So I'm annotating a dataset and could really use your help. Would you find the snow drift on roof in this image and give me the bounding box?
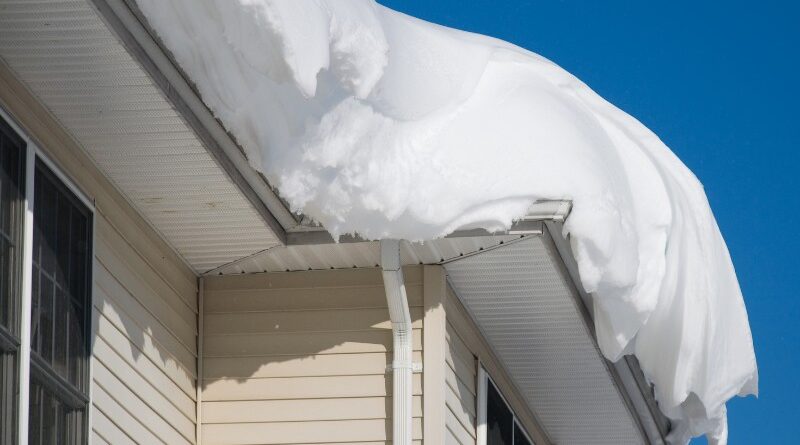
[134,0,757,442]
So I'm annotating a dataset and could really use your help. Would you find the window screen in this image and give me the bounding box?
[1,115,27,445]
[29,159,91,445]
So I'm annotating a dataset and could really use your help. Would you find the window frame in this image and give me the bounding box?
[477,365,536,445]
[0,106,95,445]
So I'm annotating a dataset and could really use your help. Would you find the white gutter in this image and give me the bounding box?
[380,239,420,445]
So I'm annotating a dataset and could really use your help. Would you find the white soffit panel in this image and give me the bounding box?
[0,0,279,272]
[207,235,521,275]
[445,236,644,445]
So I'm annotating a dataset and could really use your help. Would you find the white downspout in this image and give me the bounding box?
[381,239,420,445]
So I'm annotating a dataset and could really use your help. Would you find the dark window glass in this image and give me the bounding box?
[1,115,27,445]
[1,352,18,445]
[29,160,91,445]
[28,380,85,445]
[487,380,513,445]
[514,422,533,445]
[0,117,25,334]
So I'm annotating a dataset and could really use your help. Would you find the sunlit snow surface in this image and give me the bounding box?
[135,1,757,442]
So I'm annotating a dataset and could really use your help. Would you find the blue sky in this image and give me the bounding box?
[379,1,799,442]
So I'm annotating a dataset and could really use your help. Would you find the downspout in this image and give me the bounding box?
[380,239,420,445]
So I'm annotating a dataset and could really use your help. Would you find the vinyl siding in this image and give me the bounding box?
[201,267,424,445]
[92,216,198,445]
[0,62,199,444]
[445,317,478,444]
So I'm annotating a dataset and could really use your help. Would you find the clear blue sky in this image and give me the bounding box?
[379,1,799,442]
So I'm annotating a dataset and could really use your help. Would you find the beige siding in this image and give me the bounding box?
[202,267,424,445]
[445,319,478,444]
[92,217,197,445]
[0,62,199,444]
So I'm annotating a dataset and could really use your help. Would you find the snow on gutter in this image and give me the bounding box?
[129,1,757,443]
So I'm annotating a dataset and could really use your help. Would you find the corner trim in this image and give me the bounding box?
[422,266,447,444]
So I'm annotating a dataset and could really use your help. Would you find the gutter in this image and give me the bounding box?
[380,239,422,445]
[287,200,571,245]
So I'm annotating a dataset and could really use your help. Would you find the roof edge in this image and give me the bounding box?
[286,200,569,245]
[543,220,672,444]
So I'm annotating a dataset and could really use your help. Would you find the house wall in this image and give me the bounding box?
[0,61,199,444]
[201,266,425,445]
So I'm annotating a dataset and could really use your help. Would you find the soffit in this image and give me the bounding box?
[445,235,645,445]
[0,0,280,273]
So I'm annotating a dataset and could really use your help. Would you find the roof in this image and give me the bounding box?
[0,1,671,443]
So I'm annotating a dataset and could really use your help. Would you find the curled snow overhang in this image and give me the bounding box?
[99,0,755,443]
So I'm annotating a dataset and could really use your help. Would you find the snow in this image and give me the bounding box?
[134,0,757,442]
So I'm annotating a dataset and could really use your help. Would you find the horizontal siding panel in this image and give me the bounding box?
[97,217,197,313]
[95,274,196,371]
[447,322,477,372]
[96,234,197,339]
[204,351,423,379]
[93,309,195,395]
[91,431,110,445]
[446,428,464,445]
[205,285,422,312]
[446,408,476,445]
[202,418,423,444]
[95,259,196,355]
[93,335,195,418]
[445,348,477,395]
[91,384,165,445]
[91,406,136,445]
[205,307,422,335]
[203,396,423,423]
[94,214,196,311]
[446,385,476,438]
[93,301,195,378]
[202,374,422,402]
[92,358,195,443]
[204,329,422,357]
[95,339,195,424]
[446,362,476,400]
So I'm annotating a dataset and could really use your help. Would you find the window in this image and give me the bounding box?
[0,112,92,445]
[478,367,535,445]
[1,114,26,445]
[28,160,92,444]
